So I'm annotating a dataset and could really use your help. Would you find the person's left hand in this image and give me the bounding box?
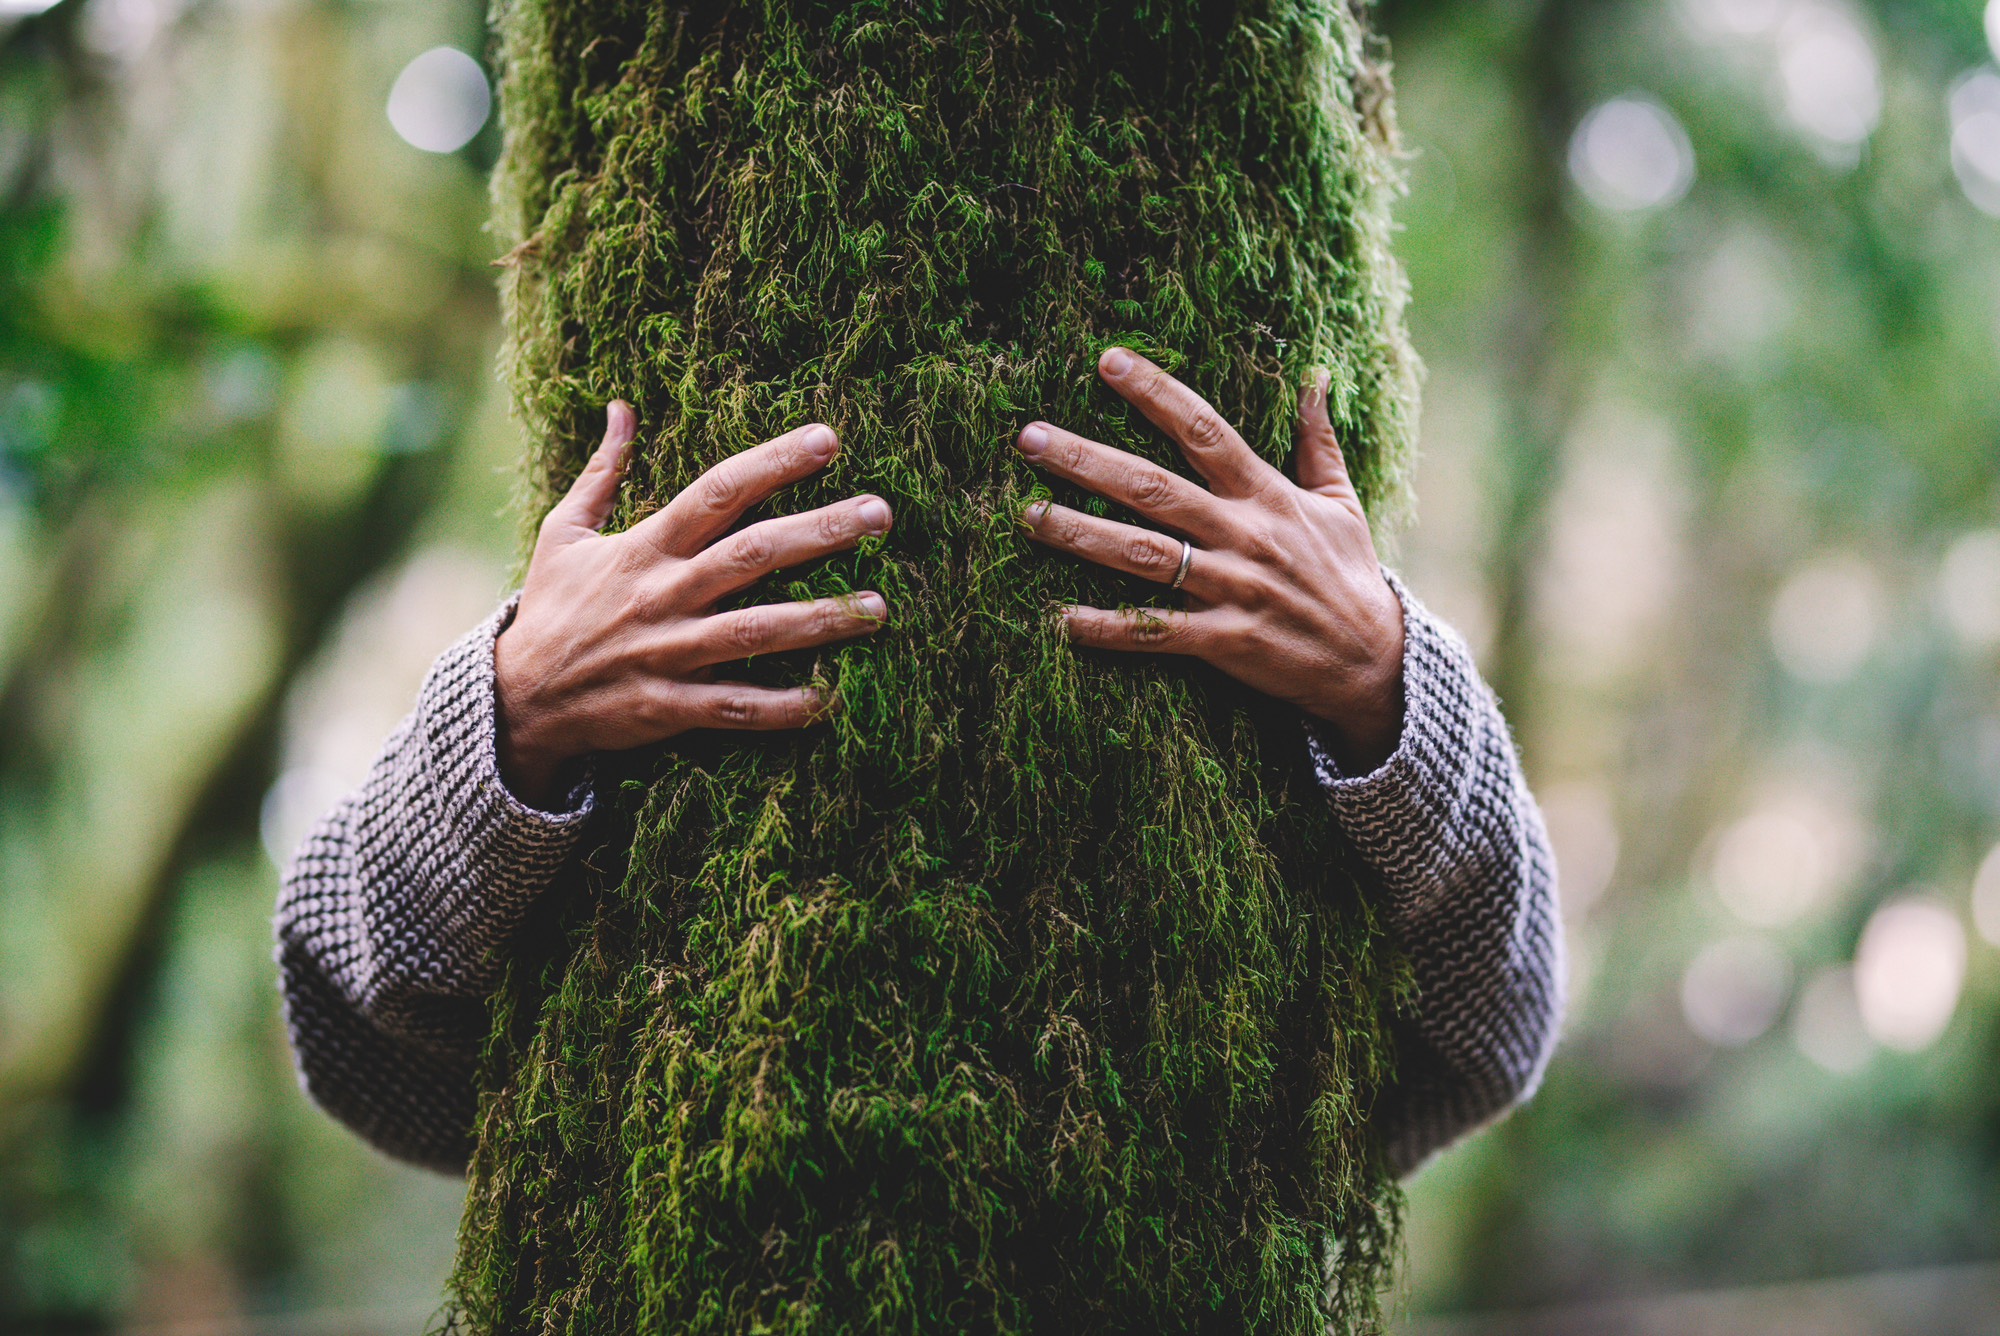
[1016,346,1407,773]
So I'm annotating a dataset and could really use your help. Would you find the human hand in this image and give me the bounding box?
[1017,348,1406,773]
[494,403,892,807]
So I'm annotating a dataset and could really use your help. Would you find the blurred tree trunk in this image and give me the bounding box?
[454,2,1421,1329]
[1476,0,1588,718]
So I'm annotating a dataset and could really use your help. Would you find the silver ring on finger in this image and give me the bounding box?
[1169,539,1194,591]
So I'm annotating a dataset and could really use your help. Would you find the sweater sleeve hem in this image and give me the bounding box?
[278,596,595,1025]
[386,597,593,977]
[1304,570,1485,916]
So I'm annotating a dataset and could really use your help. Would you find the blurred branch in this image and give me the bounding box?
[68,448,453,1117]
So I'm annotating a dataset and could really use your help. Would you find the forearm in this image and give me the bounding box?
[1310,574,1564,1175]
[274,600,594,1169]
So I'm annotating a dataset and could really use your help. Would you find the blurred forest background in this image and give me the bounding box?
[5,0,2000,1330]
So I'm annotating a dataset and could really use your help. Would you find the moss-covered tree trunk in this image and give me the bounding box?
[452,0,1419,1329]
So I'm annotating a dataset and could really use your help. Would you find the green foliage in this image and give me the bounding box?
[451,0,1419,1330]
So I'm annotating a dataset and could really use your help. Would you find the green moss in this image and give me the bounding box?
[451,0,1419,1329]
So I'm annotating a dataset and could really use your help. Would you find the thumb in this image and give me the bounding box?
[543,400,637,541]
[1293,370,1351,498]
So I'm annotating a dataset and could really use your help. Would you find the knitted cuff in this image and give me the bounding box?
[391,596,594,966]
[1304,571,1488,917]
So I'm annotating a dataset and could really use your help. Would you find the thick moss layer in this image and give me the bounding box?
[452,0,1419,1329]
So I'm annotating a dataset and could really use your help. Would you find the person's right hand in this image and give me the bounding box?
[493,402,892,807]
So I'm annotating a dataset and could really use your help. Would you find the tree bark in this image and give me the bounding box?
[454,1,1419,1329]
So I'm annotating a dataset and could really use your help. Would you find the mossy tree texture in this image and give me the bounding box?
[451,0,1420,1329]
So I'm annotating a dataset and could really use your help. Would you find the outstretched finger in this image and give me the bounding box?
[1294,369,1353,499]
[631,422,840,558]
[1098,347,1284,499]
[1016,422,1234,544]
[1061,604,1213,657]
[670,495,892,608]
[675,682,833,732]
[1021,501,1237,600]
[543,401,637,542]
[670,593,889,669]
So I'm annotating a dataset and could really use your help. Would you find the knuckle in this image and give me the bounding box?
[1064,612,1103,644]
[714,692,761,726]
[1245,525,1290,568]
[638,686,676,728]
[816,506,848,545]
[1236,567,1280,611]
[727,608,770,652]
[1126,533,1170,572]
[1128,469,1174,510]
[646,680,696,728]
[649,561,693,613]
[1129,614,1176,645]
[1185,408,1228,451]
[699,465,745,514]
[731,529,776,573]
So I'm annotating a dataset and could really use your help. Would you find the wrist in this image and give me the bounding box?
[1321,681,1403,776]
[1304,583,1406,774]
[494,628,573,808]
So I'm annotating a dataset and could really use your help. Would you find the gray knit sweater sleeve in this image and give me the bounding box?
[276,580,1561,1178]
[274,601,593,1172]
[1306,573,1564,1176]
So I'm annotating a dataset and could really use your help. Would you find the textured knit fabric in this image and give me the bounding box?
[275,577,1562,1178]
[274,600,594,1172]
[1307,573,1564,1174]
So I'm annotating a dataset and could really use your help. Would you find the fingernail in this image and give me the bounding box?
[806,424,838,460]
[1101,347,1133,377]
[1018,422,1050,458]
[1022,499,1051,525]
[857,497,892,532]
[856,591,887,619]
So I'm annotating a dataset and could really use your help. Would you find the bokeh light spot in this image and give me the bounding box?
[80,0,177,58]
[1769,551,1882,683]
[387,47,492,155]
[1775,4,1880,154]
[1706,771,1868,928]
[1533,404,1687,684]
[1542,781,1620,915]
[1937,529,2000,647]
[1568,97,1695,213]
[1682,936,1791,1048]
[1854,898,1966,1052]
[1713,807,1832,925]
[1971,843,2000,946]
[1682,0,1787,39]
[1951,70,2000,217]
